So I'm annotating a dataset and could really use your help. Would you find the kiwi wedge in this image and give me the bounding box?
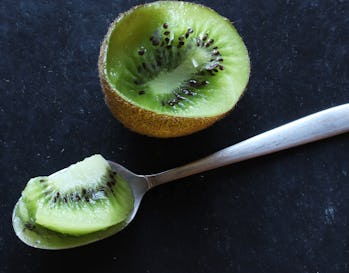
[13,154,134,246]
[99,1,250,138]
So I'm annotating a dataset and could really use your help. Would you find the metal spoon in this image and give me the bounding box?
[13,104,349,249]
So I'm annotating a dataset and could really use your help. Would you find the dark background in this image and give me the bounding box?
[1,0,348,272]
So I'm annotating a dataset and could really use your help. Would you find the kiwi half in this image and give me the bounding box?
[99,1,250,138]
[13,154,134,241]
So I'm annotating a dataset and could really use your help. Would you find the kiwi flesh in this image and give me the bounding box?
[14,154,134,238]
[13,197,128,249]
[99,1,250,138]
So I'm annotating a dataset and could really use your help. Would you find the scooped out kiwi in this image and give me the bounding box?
[99,1,250,138]
[13,154,134,245]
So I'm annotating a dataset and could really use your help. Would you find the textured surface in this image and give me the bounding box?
[0,0,348,272]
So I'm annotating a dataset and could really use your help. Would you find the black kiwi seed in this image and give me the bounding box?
[219,65,224,70]
[202,33,208,41]
[175,93,185,100]
[75,194,81,201]
[152,39,160,46]
[164,37,170,43]
[185,28,193,38]
[168,99,176,106]
[69,193,75,201]
[179,41,185,46]
[39,178,46,183]
[163,23,168,29]
[24,222,35,231]
[181,89,195,96]
[164,31,170,35]
[97,187,106,195]
[212,50,220,56]
[53,192,60,203]
[138,48,145,56]
[63,197,67,203]
[85,196,90,202]
[138,90,145,95]
[189,79,198,87]
[82,188,87,195]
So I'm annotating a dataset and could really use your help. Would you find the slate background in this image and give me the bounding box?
[0,0,348,272]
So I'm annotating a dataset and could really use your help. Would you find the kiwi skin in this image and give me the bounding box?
[98,2,249,138]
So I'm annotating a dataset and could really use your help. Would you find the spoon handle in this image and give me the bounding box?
[146,103,349,188]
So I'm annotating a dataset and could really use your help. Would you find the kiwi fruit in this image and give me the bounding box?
[98,1,250,138]
[13,154,134,239]
[13,197,129,249]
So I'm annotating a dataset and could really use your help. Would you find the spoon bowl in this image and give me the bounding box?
[13,104,349,249]
[12,161,149,250]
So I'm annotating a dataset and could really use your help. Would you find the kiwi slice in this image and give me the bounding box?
[13,197,129,249]
[14,154,134,237]
[99,1,250,138]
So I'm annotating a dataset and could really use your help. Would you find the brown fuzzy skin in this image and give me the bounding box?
[98,2,235,138]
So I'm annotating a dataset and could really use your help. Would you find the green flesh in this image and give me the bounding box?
[17,155,134,236]
[13,198,128,249]
[104,1,250,117]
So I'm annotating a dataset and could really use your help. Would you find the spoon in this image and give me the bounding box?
[13,103,349,249]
